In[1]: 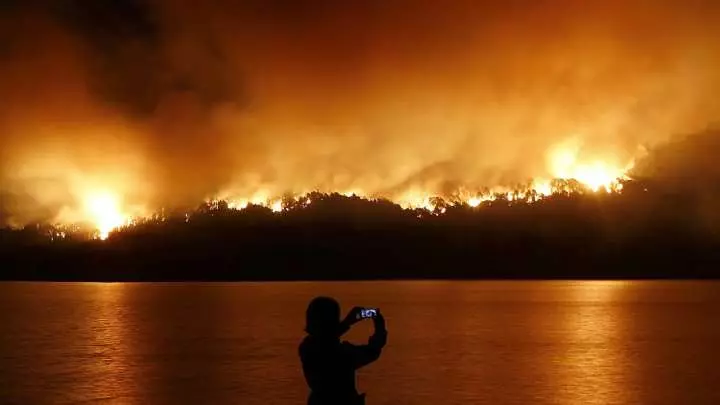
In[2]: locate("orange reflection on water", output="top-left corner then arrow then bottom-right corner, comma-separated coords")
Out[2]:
83,283 -> 140,405
556,281 -> 636,405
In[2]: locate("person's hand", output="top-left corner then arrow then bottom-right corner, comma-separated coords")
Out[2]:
342,306 -> 364,326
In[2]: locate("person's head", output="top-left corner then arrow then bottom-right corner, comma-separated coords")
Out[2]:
305,296 -> 341,337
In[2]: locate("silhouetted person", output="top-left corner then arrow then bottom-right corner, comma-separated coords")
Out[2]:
299,296 -> 387,405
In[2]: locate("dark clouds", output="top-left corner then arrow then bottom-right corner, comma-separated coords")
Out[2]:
1,1 -> 720,223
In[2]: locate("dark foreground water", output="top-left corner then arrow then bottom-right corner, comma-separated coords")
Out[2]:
1,281 -> 719,405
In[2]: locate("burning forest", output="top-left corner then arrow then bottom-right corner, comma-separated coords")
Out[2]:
1,1 -> 720,279
5,139 -> 634,242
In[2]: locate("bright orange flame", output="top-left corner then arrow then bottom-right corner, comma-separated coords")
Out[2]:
228,199 -> 249,210
396,190 -> 436,210
571,162 -> 624,192
467,197 -> 484,207
532,180 -> 553,197
548,140 -> 631,192
36,139 -> 637,240
82,191 -> 129,240
270,199 -> 283,213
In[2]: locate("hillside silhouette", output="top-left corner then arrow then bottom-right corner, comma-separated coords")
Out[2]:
1,182 -> 719,281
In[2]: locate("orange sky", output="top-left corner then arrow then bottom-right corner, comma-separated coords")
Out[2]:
0,1 -> 719,225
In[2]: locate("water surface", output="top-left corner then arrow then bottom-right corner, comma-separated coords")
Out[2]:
1,281 -> 719,405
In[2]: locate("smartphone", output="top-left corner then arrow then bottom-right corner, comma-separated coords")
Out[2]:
359,308 -> 378,319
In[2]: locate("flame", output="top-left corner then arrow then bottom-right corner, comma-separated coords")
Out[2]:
396,190 -> 436,210
81,191 -> 130,240
203,139 -> 634,216
228,199 -> 249,210
270,199 -> 284,213
467,197 -> 484,207
17,140 -> 637,240
569,162 -> 624,192
532,180 -> 553,197
547,140 -> 632,192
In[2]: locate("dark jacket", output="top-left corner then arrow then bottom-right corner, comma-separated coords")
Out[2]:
299,328 -> 387,405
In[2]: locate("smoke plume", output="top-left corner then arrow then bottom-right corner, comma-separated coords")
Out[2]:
1,0 -> 719,225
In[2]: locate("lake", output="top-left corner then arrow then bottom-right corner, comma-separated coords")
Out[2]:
1,281 -> 719,405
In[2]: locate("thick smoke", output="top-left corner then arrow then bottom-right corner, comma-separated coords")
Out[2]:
1,0 -> 719,224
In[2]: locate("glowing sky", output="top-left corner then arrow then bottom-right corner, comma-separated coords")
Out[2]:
0,1 -> 719,231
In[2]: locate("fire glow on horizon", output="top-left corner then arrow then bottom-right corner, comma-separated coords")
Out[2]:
58,140 -> 634,240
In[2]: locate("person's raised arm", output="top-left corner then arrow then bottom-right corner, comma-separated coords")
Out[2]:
348,310 -> 387,369
368,311 -> 387,348
337,306 -> 363,337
